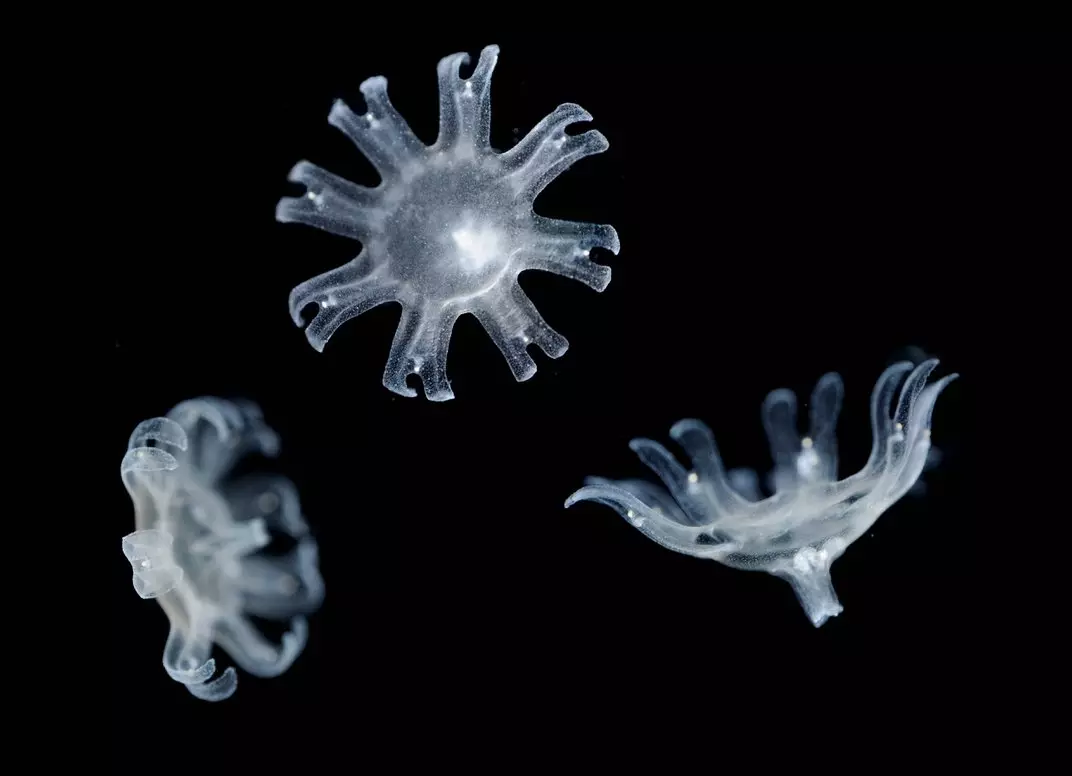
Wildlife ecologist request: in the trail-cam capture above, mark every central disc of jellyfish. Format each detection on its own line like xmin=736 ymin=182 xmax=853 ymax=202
xmin=276 ymin=44 xmax=620 ymax=401
xmin=381 ymin=165 xmax=520 ymax=299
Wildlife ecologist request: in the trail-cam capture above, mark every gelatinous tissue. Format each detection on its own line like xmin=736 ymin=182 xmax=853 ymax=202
xmin=120 ymin=398 xmax=324 ymax=700
xmin=566 ymin=358 xmax=958 ymax=626
xmin=277 ymin=44 xmax=619 ymax=400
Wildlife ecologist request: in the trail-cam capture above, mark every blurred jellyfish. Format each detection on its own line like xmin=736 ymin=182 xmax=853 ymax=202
xmin=120 ymin=398 xmax=324 ymax=700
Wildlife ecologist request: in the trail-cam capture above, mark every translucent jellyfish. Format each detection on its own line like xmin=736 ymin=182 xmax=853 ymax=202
xmin=120 ymin=398 xmax=325 ymax=700
xmin=276 ymin=44 xmax=620 ymax=400
xmin=566 ymin=359 xmax=958 ymax=627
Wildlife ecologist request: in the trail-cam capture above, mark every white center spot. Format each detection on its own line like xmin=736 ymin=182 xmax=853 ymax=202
xmin=452 ymin=224 xmax=502 ymax=272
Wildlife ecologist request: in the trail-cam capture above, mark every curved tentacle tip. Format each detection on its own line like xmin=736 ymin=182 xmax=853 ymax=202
xmin=564 ymin=485 xmax=602 ymax=509
xmin=438 ymin=49 xmax=470 ymax=74
xmin=441 ymin=44 xmax=501 ymax=73
xmin=359 ymin=75 xmax=388 ymax=98
xmin=604 ymin=227 xmax=622 ymax=256
xmin=167 ymin=654 xmax=217 ymax=685
xmin=384 ymin=370 xmax=421 ymax=400
xmin=286 ymin=289 xmax=305 ymax=326
xmin=627 ymin=438 xmax=663 ymax=457
xmin=472 ymin=44 xmax=501 ymax=75
xmin=588 ymin=268 xmax=612 ymax=293
xmin=123 ymin=419 xmax=189 ymax=478
xmin=557 ymin=103 xmax=594 ymax=125
xmin=587 ymin=130 xmax=610 ymax=153
xmin=284 ymin=160 xmax=310 ymax=186
xmin=121 ymin=447 xmax=179 ymax=476
xmin=385 ymin=381 xmax=418 ymax=399
xmin=669 ymin=418 xmax=707 ymax=437
xmin=327 ymin=98 xmax=351 ymax=124
xmin=305 ymin=328 xmax=327 ymax=353
xmin=187 ymin=666 xmax=238 ymax=702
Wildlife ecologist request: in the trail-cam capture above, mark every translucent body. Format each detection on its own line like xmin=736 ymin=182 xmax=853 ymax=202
xmin=120 ymin=399 xmax=324 ymax=700
xmin=566 ymin=359 xmax=958 ymax=627
xmin=276 ymin=44 xmax=620 ymax=400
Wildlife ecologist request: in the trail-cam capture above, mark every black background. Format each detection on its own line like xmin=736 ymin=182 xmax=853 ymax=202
xmin=111 ymin=34 xmax=1048 ymax=762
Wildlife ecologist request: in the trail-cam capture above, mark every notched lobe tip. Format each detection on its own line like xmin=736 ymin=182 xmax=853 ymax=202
xmin=122 ymin=529 xmax=184 ymax=599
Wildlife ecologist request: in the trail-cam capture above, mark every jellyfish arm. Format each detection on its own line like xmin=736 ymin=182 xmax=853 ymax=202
xmin=276 ymin=44 xmax=619 ymax=400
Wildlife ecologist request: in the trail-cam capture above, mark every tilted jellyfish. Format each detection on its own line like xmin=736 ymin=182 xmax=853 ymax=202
xmin=276 ymin=44 xmax=619 ymax=400
xmin=120 ymin=398 xmax=324 ymax=700
xmin=566 ymin=358 xmax=958 ymax=626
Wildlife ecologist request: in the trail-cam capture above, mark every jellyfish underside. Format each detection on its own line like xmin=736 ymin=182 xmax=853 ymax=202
xmin=567 ymin=359 xmax=958 ymax=626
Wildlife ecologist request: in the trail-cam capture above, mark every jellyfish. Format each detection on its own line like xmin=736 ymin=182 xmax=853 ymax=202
xmin=120 ymin=398 xmax=324 ymax=700
xmin=566 ymin=358 xmax=958 ymax=627
xmin=276 ymin=44 xmax=619 ymax=400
